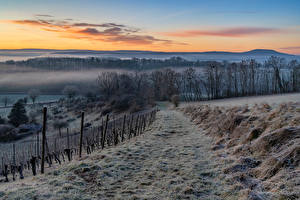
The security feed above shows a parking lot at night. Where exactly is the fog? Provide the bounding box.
[0,61,207,94]
[0,68,128,94]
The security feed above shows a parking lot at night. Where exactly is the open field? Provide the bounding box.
[0,94,63,117]
[0,94,63,107]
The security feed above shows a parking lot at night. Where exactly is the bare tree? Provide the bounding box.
[62,85,79,100]
[266,56,285,93]
[1,96,11,107]
[53,120,69,137]
[171,94,180,107]
[97,72,118,100]
[28,89,40,104]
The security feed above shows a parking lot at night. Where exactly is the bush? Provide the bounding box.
[129,103,142,114]
[0,124,13,136]
[0,116,6,124]
[28,111,38,123]
[8,100,29,127]
[101,106,112,116]
[28,89,40,104]
[171,95,180,107]
[85,92,97,102]
[112,95,135,112]
[96,102,105,109]
[53,120,69,137]
[62,85,79,100]
[0,124,15,141]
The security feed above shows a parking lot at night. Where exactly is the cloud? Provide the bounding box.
[73,22,125,28]
[76,28,174,45]
[211,10,258,14]
[280,46,300,50]
[11,19,48,26]
[162,27,283,37]
[78,28,103,35]
[78,27,122,36]
[35,14,54,18]
[3,17,176,46]
[107,35,172,45]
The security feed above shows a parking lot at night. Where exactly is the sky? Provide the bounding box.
[0,0,300,54]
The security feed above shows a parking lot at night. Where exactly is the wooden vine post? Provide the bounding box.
[101,115,109,149]
[41,107,47,174]
[67,128,70,149]
[12,143,16,166]
[0,107,157,181]
[79,112,85,158]
[121,115,126,142]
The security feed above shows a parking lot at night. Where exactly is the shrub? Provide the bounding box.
[53,120,69,137]
[62,85,79,100]
[0,116,6,124]
[129,103,142,114]
[8,100,29,127]
[85,92,97,102]
[112,95,135,112]
[28,89,40,104]
[96,102,105,108]
[28,111,38,123]
[171,95,180,107]
[101,106,112,116]
[0,124,15,141]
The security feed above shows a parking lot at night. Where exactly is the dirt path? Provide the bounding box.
[1,108,233,200]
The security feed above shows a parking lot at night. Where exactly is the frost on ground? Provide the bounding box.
[181,101,300,200]
[181,93,300,108]
[0,109,237,200]
[1,94,299,200]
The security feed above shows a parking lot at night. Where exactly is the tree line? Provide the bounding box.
[4,56,211,71]
[96,56,300,102]
[2,56,299,101]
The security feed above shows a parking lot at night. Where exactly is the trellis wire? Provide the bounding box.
[0,107,158,182]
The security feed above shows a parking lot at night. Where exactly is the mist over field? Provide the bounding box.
[0,67,128,93]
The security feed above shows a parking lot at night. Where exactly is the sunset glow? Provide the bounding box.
[0,0,300,54]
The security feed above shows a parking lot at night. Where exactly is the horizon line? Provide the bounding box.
[0,48,297,55]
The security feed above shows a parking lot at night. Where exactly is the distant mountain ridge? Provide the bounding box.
[0,48,294,55]
[0,48,298,62]
[243,49,291,56]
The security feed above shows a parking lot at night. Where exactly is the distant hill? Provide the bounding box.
[242,49,290,56]
[0,48,299,62]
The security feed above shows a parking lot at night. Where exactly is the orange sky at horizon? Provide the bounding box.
[1,19,300,55]
[1,0,300,55]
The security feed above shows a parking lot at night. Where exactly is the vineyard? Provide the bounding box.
[0,107,158,182]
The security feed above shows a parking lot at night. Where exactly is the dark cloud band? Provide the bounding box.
[7,17,176,46]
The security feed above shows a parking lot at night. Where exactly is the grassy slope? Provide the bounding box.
[1,94,299,200]
[181,94,300,199]
[1,107,237,200]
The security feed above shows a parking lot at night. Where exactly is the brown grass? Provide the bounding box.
[181,102,300,199]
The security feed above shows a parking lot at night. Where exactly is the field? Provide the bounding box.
[0,94,63,117]
[0,94,63,106]
[0,93,299,199]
